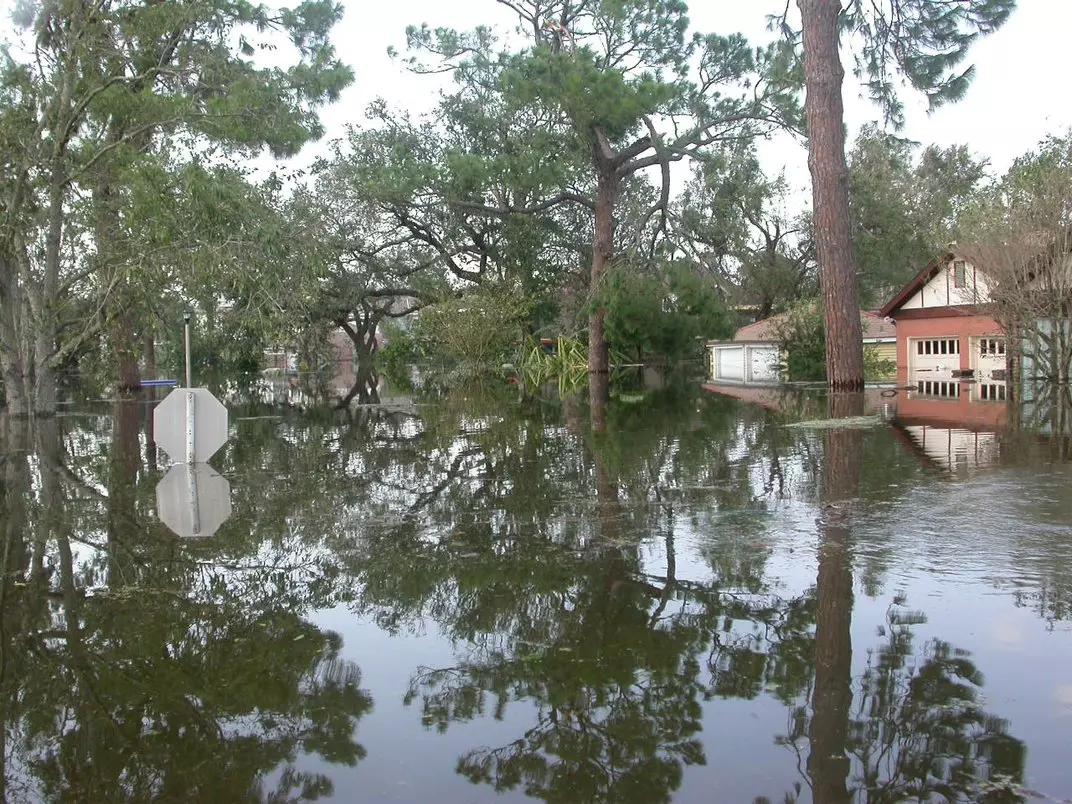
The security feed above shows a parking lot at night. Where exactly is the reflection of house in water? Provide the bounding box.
[891,420,1003,476]
[1020,379,1072,439]
[897,377,1008,430]
[890,376,1010,475]
[700,382,897,420]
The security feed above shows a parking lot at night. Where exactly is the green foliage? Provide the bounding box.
[864,346,897,381]
[515,336,590,395]
[773,301,826,382]
[501,46,679,141]
[598,261,732,362]
[415,284,531,369]
[0,0,353,412]
[377,323,426,388]
[838,0,1016,129]
[386,0,801,377]
[773,300,895,381]
[677,144,816,317]
[960,131,1072,382]
[191,317,269,376]
[848,124,989,306]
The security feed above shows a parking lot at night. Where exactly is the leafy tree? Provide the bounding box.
[0,0,352,414]
[397,0,799,408]
[598,259,733,362]
[675,145,816,319]
[961,131,1072,383]
[774,299,895,381]
[414,282,532,369]
[782,0,1014,390]
[849,125,988,306]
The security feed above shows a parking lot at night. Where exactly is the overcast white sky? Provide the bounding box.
[313,0,1072,197]
[3,0,1070,197]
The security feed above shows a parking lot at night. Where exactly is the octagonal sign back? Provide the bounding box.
[153,388,229,463]
[156,463,232,538]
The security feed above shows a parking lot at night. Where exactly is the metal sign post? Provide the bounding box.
[184,311,192,389]
[152,310,232,538]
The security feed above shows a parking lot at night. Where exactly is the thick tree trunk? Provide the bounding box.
[107,400,141,585]
[589,166,618,378]
[33,329,57,417]
[142,326,156,380]
[33,165,66,417]
[0,255,28,417]
[31,41,79,419]
[590,370,609,434]
[808,392,864,804]
[339,313,379,370]
[589,164,618,416]
[336,366,380,408]
[799,0,864,391]
[115,307,142,393]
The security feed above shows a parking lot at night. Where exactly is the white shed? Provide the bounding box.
[708,341,781,384]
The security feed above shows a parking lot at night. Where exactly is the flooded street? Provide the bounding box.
[1,377,1071,803]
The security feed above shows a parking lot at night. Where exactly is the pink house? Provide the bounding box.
[879,251,1008,400]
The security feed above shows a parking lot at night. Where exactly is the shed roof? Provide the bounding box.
[731,309,895,343]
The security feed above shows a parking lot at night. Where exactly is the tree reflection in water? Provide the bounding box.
[772,394,1026,804]
[374,384,1027,804]
[0,409,372,802]
[0,376,1042,802]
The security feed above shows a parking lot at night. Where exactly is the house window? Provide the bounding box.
[979,337,1006,357]
[915,339,959,356]
[953,260,967,289]
[979,383,1007,401]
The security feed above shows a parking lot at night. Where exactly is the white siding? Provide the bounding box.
[708,344,780,383]
[716,346,745,381]
[901,259,992,309]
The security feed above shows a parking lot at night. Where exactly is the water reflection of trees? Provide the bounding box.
[0,409,372,802]
[331,383,1026,803]
[0,378,1047,802]
[780,395,1025,804]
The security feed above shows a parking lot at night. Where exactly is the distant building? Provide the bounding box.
[878,250,1007,400]
[705,310,896,384]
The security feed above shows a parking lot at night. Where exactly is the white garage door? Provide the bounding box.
[971,336,1007,379]
[909,337,959,377]
[749,345,780,381]
[715,346,745,381]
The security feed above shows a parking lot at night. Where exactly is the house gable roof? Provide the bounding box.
[878,250,955,317]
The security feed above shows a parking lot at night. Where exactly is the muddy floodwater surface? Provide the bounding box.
[1,376,1071,803]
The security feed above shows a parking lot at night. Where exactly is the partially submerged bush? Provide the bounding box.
[596,260,733,362]
[414,284,530,369]
[774,299,895,382]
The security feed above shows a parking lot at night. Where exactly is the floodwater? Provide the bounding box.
[1,374,1071,803]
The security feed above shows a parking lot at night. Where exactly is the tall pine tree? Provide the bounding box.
[789,0,1014,390]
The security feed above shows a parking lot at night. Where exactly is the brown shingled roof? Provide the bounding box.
[731,309,895,342]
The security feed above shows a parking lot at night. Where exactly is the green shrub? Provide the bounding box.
[773,299,897,382]
[596,260,733,362]
[414,284,530,369]
[774,300,826,381]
